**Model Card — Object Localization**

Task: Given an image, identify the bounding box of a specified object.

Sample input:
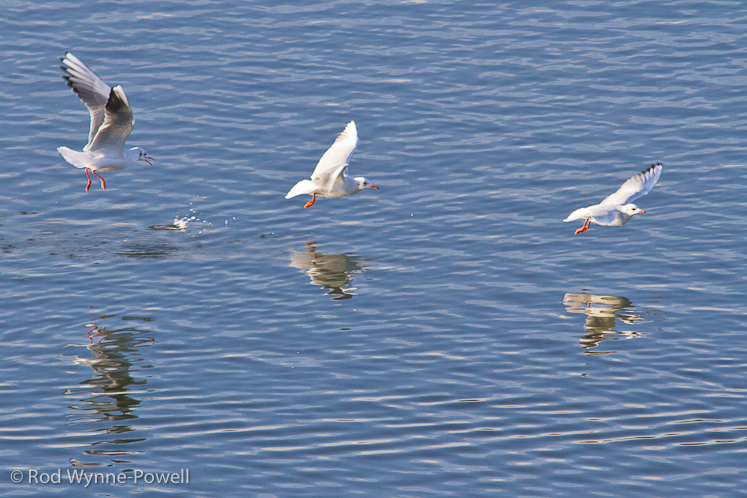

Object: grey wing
[592,209,622,225]
[315,165,349,193]
[601,163,663,206]
[60,52,112,149]
[87,86,135,153]
[310,121,358,181]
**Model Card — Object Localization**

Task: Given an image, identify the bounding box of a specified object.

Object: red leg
[91,169,106,190]
[84,168,92,192]
[304,192,317,208]
[575,219,591,235]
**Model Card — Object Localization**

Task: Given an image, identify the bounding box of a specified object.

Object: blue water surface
[1,0,747,496]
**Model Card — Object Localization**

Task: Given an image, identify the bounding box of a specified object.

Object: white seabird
[564,163,662,234]
[57,52,153,191]
[285,121,378,208]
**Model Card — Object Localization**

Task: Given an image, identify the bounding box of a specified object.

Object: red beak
[144,157,154,166]
[639,209,646,213]
[370,185,379,189]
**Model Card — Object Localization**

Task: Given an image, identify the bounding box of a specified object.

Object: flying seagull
[57,52,153,191]
[285,121,378,208]
[564,163,662,234]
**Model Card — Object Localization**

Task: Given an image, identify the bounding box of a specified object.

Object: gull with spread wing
[564,163,662,234]
[57,52,153,191]
[285,121,378,208]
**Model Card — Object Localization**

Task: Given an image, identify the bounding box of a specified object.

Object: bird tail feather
[285,180,316,199]
[563,208,589,222]
[57,147,92,169]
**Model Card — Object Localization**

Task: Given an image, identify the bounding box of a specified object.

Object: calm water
[2,0,747,496]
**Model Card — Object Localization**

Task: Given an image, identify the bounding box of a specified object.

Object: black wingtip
[643,162,662,174]
[60,63,75,91]
[105,87,127,114]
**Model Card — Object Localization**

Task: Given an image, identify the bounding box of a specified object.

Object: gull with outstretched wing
[564,163,662,234]
[285,121,378,208]
[57,52,153,191]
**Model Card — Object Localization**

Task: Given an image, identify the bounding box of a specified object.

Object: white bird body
[564,163,662,234]
[565,204,637,227]
[286,174,364,199]
[285,121,378,208]
[57,52,153,191]
[57,145,144,172]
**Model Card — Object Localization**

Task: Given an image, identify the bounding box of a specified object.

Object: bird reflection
[289,241,369,300]
[65,314,155,467]
[563,293,646,355]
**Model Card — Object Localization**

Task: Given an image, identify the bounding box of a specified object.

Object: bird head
[355,177,379,191]
[135,147,154,166]
[622,203,646,216]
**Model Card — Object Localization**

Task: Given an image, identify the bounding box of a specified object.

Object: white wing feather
[60,52,112,149]
[310,121,358,192]
[87,85,135,153]
[601,163,662,206]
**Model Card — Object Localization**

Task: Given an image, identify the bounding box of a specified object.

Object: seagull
[564,163,662,234]
[285,121,378,208]
[57,52,153,191]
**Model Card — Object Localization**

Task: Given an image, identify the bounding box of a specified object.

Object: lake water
[2,0,747,496]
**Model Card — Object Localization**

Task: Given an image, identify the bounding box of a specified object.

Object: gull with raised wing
[57,52,153,191]
[285,121,378,208]
[564,163,662,234]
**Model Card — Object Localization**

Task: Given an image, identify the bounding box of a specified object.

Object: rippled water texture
[1,0,747,496]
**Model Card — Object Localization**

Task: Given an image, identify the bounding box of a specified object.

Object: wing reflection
[289,241,369,300]
[65,314,155,467]
[563,293,646,355]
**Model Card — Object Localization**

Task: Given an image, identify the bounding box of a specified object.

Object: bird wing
[86,85,135,153]
[314,165,349,194]
[310,121,358,191]
[590,208,622,226]
[601,163,663,206]
[60,52,112,149]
